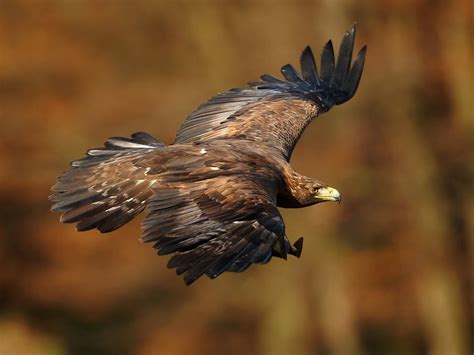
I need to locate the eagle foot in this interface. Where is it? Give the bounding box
[289,237,304,258]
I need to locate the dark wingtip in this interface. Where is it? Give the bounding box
[260,73,284,83]
[281,64,303,82]
[320,40,335,82]
[332,24,357,89]
[349,22,357,34]
[252,25,366,108]
[330,25,366,105]
[183,275,196,286]
[339,44,367,103]
[301,45,312,65]
[300,46,319,84]
[301,45,313,61]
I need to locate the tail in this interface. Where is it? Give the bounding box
[50,132,165,233]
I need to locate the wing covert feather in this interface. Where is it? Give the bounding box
[142,175,290,285]
[174,24,366,161]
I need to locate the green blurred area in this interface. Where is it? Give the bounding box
[0,1,472,354]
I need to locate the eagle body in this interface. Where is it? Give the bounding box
[51,26,366,284]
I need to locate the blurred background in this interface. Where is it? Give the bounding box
[0,1,472,354]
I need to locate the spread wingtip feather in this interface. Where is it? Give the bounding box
[252,24,366,109]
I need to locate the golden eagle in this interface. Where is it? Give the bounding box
[51,25,366,284]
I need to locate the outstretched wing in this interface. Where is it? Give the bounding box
[175,24,366,160]
[142,175,298,285]
[50,132,165,232]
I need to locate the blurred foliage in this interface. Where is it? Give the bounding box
[0,0,472,354]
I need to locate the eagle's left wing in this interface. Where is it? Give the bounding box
[175,25,366,160]
[142,175,300,285]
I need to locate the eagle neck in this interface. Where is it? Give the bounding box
[277,167,311,208]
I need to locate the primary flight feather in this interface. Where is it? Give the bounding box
[51,25,366,285]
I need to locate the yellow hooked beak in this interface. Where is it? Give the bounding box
[315,186,341,203]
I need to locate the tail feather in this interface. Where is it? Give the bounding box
[50,132,163,233]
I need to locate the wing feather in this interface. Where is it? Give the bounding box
[300,46,319,84]
[320,40,335,82]
[50,133,164,233]
[333,25,356,87]
[341,45,367,101]
[142,176,291,285]
[51,25,367,285]
[174,24,366,160]
[280,64,303,82]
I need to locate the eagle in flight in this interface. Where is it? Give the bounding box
[51,25,366,285]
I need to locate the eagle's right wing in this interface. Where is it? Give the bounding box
[174,24,366,160]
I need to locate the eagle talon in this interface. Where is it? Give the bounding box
[289,237,304,258]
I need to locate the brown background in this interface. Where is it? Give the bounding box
[0,1,472,354]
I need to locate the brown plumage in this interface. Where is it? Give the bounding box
[51,25,366,284]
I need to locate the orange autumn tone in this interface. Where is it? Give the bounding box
[0,1,471,355]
